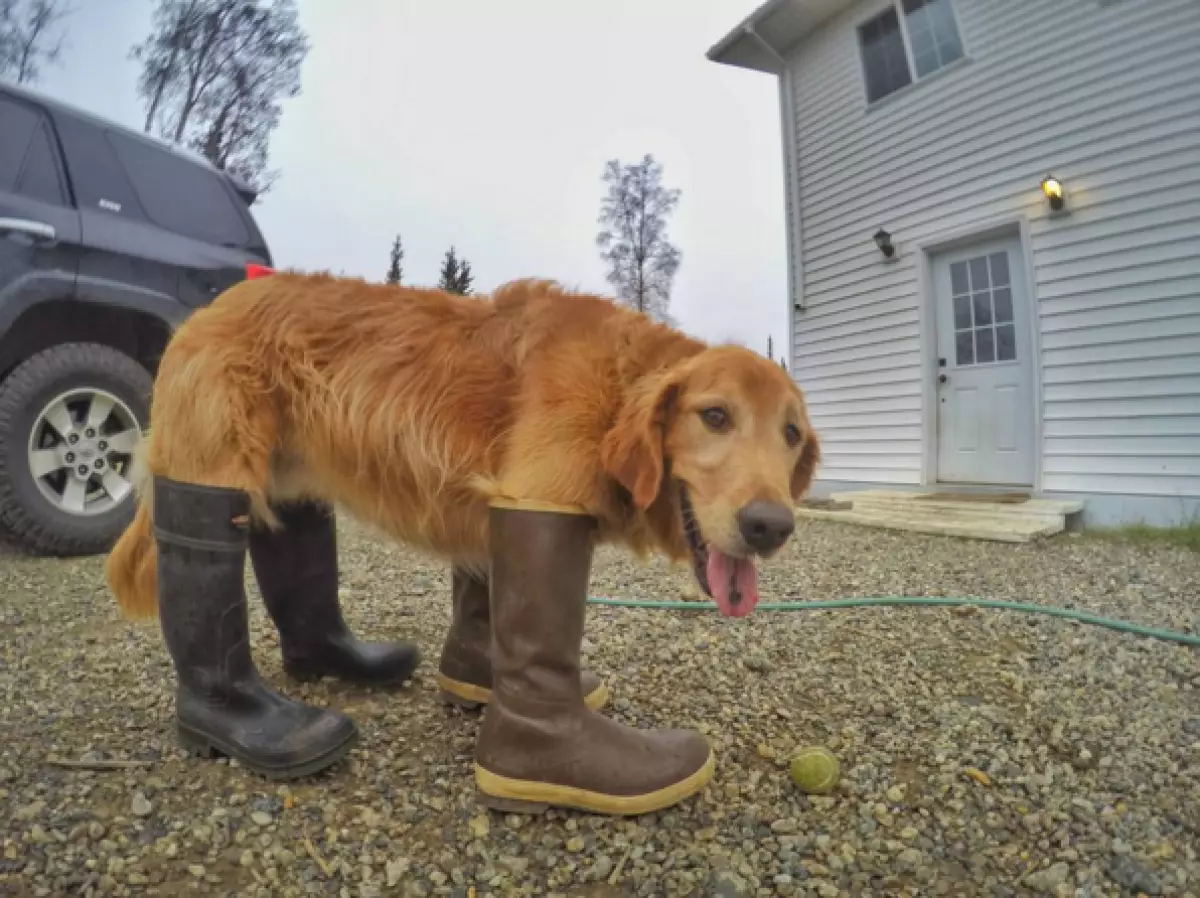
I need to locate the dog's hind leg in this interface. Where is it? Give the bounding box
[143,347,281,527]
[128,342,359,781]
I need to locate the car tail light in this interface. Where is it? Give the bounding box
[245,263,274,280]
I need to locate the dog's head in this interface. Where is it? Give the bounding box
[600,345,820,618]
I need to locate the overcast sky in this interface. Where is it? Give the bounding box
[37,0,788,355]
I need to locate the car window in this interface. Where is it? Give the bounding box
[51,113,149,222]
[106,130,251,248]
[0,97,41,191]
[17,122,67,205]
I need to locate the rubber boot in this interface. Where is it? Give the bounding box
[473,499,715,816]
[153,477,358,779]
[248,500,421,687]
[436,565,610,711]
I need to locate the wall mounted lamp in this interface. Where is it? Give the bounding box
[873,227,896,260]
[1041,175,1066,213]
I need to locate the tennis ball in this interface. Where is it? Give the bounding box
[789,746,840,794]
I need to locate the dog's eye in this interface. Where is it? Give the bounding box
[700,406,731,432]
[785,423,803,447]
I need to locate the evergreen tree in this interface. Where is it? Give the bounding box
[455,258,474,295]
[437,246,474,295]
[386,234,403,284]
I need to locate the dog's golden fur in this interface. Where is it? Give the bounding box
[106,273,819,619]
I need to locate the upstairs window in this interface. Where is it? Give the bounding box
[858,0,964,103]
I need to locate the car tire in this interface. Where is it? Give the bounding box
[0,343,153,557]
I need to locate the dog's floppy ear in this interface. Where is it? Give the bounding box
[601,372,679,510]
[790,430,821,502]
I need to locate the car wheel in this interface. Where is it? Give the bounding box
[0,343,152,557]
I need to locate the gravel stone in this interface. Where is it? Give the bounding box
[1,517,1197,896]
[1025,862,1071,892]
[1109,855,1164,895]
[130,792,153,817]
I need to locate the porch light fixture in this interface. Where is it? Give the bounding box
[1041,175,1066,212]
[873,227,895,259]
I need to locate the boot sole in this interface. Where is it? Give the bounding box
[473,747,715,816]
[436,673,610,712]
[177,722,359,781]
[283,656,422,689]
[285,668,417,688]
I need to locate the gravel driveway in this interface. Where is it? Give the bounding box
[1,518,1197,898]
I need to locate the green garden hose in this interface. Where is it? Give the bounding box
[585,595,1200,647]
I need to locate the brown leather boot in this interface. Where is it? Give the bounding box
[473,499,715,816]
[436,565,610,711]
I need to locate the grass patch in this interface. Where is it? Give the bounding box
[1085,520,1200,552]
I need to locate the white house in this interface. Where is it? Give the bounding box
[707,0,1200,528]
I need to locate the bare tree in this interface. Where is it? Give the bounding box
[131,0,308,193]
[595,154,682,325]
[0,0,72,85]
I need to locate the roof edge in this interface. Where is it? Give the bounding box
[705,0,792,69]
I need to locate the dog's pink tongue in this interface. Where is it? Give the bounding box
[707,549,760,618]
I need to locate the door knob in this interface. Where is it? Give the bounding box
[938,374,948,384]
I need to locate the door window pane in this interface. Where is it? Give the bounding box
[989,252,1009,286]
[975,326,995,363]
[950,250,1018,368]
[968,257,989,291]
[996,324,1016,361]
[954,295,972,329]
[972,292,992,326]
[955,331,974,366]
[993,287,1013,323]
[950,261,968,296]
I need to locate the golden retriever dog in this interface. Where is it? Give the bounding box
[106,273,819,620]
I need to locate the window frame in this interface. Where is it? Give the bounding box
[854,0,969,108]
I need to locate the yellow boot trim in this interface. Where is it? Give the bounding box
[437,673,611,712]
[583,682,611,711]
[474,746,715,817]
[436,673,493,707]
[489,496,592,516]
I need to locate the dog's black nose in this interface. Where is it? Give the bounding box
[737,500,795,553]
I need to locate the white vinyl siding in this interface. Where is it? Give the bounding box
[785,0,1200,500]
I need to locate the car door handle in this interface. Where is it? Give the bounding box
[0,217,57,247]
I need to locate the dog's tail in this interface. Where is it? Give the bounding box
[105,480,159,620]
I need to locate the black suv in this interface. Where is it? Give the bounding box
[0,82,274,556]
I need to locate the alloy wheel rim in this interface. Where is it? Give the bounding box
[26,388,142,517]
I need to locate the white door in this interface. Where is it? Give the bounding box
[933,235,1035,486]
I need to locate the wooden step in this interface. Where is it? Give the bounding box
[796,489,1082,543]
[829,490,1082,519]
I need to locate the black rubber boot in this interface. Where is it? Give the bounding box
[153,477,358,780]
[249,500,421,687]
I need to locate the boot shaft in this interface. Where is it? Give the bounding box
[486,500,597,705]
[153,477,257,698]
[248,500,346,641]
[438,567,493,685]
[153,477,251,553]
[475,499,715,813]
